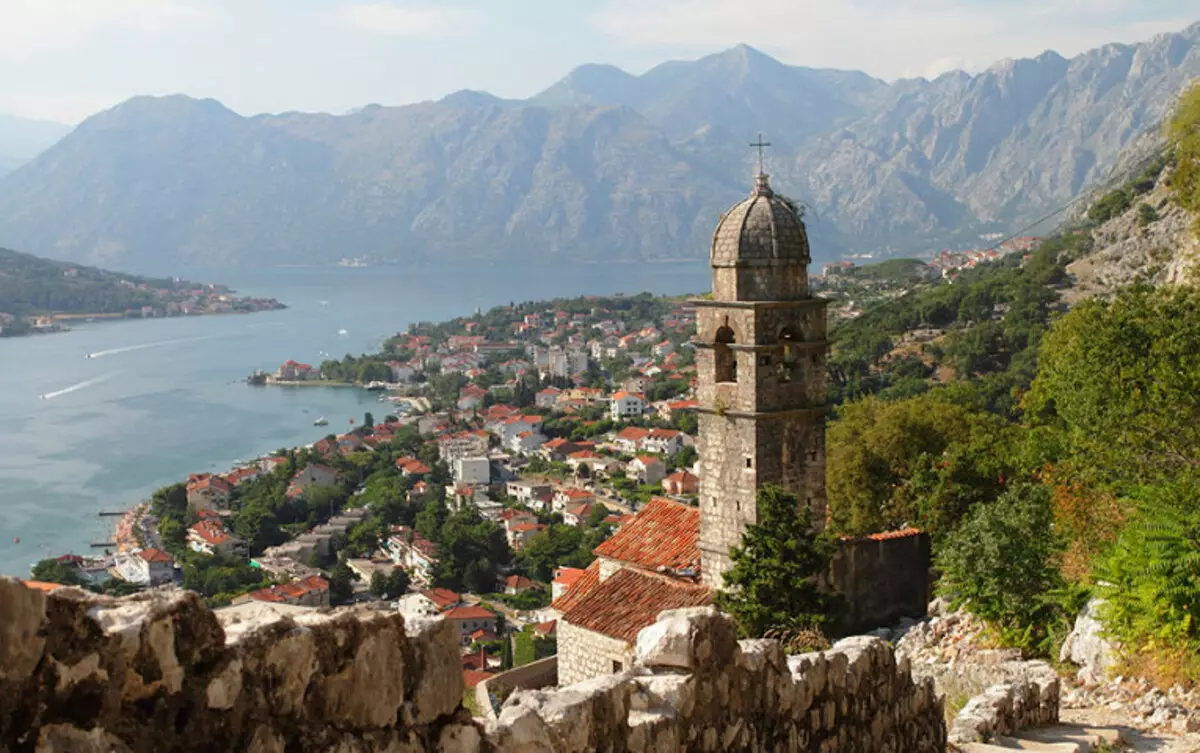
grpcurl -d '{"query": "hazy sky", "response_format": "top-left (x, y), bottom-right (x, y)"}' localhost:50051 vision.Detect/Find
top-left (0, 0), bottom-right (1195, 123)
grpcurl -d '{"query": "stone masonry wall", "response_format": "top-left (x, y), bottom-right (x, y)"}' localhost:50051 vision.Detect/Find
top-left (556, 619), bottom-right (635, 687)
top-left (1, 579), bottom-right (946, 753)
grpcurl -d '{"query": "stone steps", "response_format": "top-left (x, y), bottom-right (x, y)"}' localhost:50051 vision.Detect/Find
top-left (959, 724), bottom-right (1125, 753)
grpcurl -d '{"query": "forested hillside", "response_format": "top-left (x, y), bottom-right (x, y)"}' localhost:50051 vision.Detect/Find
top-left (820, 84), bottom-right (1200, 685)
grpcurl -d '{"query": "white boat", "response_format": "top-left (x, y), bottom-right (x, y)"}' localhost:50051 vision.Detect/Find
top-left (313, 417), bottom-right (328, 426)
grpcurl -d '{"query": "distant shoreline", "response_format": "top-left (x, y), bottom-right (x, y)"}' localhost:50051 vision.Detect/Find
top-left (0, 307), bottom-right (286, 340)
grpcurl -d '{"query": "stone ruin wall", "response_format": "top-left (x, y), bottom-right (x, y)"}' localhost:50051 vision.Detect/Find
top-left (1, 577), bottom-right (947, 752)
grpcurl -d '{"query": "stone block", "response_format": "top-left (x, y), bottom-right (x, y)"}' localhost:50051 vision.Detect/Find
top-left (0, 577), bottom-right (48, 682)
top-left (405, 617), bottom-right (463, 726)
top-left (634, 607), bottom-right (737, 672)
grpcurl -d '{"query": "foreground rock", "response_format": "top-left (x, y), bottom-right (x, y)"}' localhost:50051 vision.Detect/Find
top-left (1, 580), bottom-right (948, 752)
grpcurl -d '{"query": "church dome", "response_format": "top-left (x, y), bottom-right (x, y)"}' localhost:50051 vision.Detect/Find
top-left (711, 174), bottom-right (809, 267)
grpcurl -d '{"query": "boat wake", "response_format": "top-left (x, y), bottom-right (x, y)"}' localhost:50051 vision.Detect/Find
top-left (40, 373), bottom-right (117, 400)
top-left (87, 335), bottom-right (216, 359)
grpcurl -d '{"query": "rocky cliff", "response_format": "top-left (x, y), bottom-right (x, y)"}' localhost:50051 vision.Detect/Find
top-left (1, 24), bottom-right (1199, 270)
top-left (0, 578), bottom-right (947, 752)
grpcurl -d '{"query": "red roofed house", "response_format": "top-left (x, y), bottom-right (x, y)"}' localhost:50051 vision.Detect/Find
top-left (186, 474), bottom-right (233, 513)
top-left (609, 391), bottom-right (645, 421)
top-left (398, 587), bottom-right (461, 621)
top-left (552, 567), bottom-right (587, 601)
top-left (463, 669), bottom-right (493, 689)
top-left (116, 548), bottom-right (176, 586)
top-left (187, 518), bottom-right (246, 557)
top-left (506, 522), bottom-right (545, 551)
top-left (552, 487), bottom-right (594, 513)
top-left (443, 604), bottom-right (499, 645)
top-left (613, 426), bottom-right (650, 454)
top-left (503, 574), bottom-right (537, 595)
top-left (563, 502), bottom-right (594, 528)
top-left (661, 469), bottom-right (700, 497)
top-left (247, 575), bottom-right (330, 607)
top-left (627, 455), bottom-right (666, 485)
top-left (643, 428), bottom-right (686, 456)
top-left (552, 497), bottom-right (710, 685)
top-left (395, 457), bottom-right (431, 478)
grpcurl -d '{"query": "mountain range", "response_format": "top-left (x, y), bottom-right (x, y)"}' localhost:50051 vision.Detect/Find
top-left (0, 23), bottom-right (1198, 270)
top-left (0, 114), bottom-right (72, 177)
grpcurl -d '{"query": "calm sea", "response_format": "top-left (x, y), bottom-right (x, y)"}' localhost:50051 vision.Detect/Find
top-left (0, 262), bottom-right (710, 576)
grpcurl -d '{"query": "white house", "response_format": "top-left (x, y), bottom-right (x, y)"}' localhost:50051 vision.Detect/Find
top-left (506, 481), bottom-right (552, 506)
top-left (116, 548), bottom-right (175, 586)
top-left (507, 431), bottom-right (548, 455)
top-left (627, 455), bottom-right (667, 485)
top-left (385, 527), bottom-right (439, 585)
top-left (454, 456), bottom-right (491, 485)
top-left (643, 429), bottom-right (686, 456)
top-left (610, 391), bottom-right (644, 421)
top-left (187, 519), bottom-right (246, 558)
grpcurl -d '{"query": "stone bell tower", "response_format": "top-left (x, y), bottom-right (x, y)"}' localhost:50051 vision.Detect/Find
top-left (693, 151), bottom-right (829, 588)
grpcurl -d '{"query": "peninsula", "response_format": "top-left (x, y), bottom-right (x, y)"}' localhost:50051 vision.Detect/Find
top-left (0, 247), bottom-right (285, 337)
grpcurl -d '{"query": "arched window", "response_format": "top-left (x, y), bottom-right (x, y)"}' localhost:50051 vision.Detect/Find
top-left (777, 328), bottom-right (798, 383)
top-left (714, 326), bottom-right (737, 383)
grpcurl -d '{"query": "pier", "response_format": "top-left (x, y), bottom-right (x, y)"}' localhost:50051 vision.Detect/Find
top-left (89, 541), bottom-right (115, 548)
top-left (97, 510), bottom-right (126, 517)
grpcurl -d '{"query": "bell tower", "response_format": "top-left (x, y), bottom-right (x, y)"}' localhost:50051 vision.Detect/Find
top-left (693, 145), bottom-right (829, 588)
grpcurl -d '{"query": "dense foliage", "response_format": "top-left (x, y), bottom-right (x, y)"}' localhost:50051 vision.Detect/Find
top-left (1168, 83), bottom-right (1200, 232)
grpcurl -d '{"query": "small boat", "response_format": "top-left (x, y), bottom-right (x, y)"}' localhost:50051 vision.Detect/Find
top-left (313, 417), bottom-right (328, 426)
top-left (12, 536), bottom-right (19, 544)
top-left (337, 329), bottom-right (348, 336)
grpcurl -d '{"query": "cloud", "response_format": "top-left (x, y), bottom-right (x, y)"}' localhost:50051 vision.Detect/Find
top-left (339, 3), bottom-right (481, 38)
top-left (589, 0), bottom-right (1195, 80)
top-left (0, 0), bottom-right (212, 59)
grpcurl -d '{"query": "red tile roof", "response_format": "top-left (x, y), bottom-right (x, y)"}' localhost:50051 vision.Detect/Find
top-left (557, 487), bottom-right (593, 500)
top-left (592, 497), bottom-right (700, 574)
top-left (552, 566), bottom-right (586, 587)
top-left (616, 427), bottom-right (650, 441)
top-left (189, 519), bottom-right (232, 546)
top-left (463, 669), bottom-right (493, 689)
top-left (504, 575), bottom-right (536, 591)
top-left (560, 567), bottom-right (711, 643)
top-left (443, 605), bottom-right (497, 621)
top-left (421, 588), bottom-right (460, 610)
top-left (137, 548), bottom-right (174, 564)
top-left (533, 620), bottom-right (557, 636)
top-left (550, 560), bottom-right (600, 613)
top-left (840, 527), bottom-right (925, 542)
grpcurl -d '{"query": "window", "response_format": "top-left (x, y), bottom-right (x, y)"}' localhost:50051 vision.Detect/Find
top-left (714, 325), bottom-right (737, 383)
top-left (778, 328), bottom-right (799, 383)
top-left (613, 660), bottom-right (624, 673)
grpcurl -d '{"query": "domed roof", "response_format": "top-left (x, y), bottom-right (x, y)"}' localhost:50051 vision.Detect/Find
top-left (711, 174), bottom-right (809, 266)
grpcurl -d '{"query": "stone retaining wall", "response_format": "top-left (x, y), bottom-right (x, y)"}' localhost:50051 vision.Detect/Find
top-left (948, 665), bottom-right (1061, 745)
top-left (1, 578), bottom-right (946, 752)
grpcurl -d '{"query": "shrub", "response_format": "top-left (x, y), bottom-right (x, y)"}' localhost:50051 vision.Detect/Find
top-left (1087, 188), bottom-right (1131, 224)
top-left (936, 483), bottom-right (1072, 655)
top-left (1098, 473), bottom-right (1200, 683)
top-left (1137, 202), bottom-right (1159, 226)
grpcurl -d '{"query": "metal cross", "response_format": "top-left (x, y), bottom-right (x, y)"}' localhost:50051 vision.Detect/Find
top-left (750, 132), bottom-right (771, 175)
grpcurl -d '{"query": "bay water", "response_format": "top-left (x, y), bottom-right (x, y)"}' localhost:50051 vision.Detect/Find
top-left (0, 262), bottom-right (710, 576)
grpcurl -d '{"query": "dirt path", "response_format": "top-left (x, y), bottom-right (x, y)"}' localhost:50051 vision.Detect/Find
top-left (1060, 707), bottom-right (1200, 752)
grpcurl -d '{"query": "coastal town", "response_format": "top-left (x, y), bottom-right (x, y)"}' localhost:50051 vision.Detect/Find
top-left (31, 291), bottom-right (706, 696)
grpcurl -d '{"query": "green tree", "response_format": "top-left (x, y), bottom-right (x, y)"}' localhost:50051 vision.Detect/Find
top-left (370, 570), bottom-right (389, 598)
top-left (517, 523), bottom-right (586, 581)
top-left (30, 558), bottom-right (83, 586)
top-left (329, 561), bottom-right (356, 605)
top-left (431, 507), bottom-right (512, 593)
top-left (714, 485), bottom-right (841, 637)
top-left (936, 484), bottom-right (1070, 654)
top-left (1026, 284), bottom-right (1200, 485)
top-left (1167, 82), bottom-right (1200, 228)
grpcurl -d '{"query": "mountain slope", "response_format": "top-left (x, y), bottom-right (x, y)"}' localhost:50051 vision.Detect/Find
top-left (0, 113), bottom-right (72, 177)
top-left (0, 24), bottom-right (1198, 270)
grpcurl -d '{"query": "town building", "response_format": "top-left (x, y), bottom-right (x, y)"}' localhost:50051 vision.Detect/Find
top-left (115, 548), bottom-right (176, 586)
top-left (186, 474), bottom-right (232, 513)
top-left (397, 588), bottom-right (461, 621)
top-left (609, 391), bottom-right (645, 421)
top-left (187, 519), bottom-right (246, 558)
top-left (627, 455), bottom-right (666, 485)
top-left (661, 469), bottom-right (700, 497)
top-left (453, 456), bottom-right (491, 485)
top-left (244, 575), bottom-right (330, 607)
top-left (385, 526), bottom-right (439, 584)
top-left (443, 604), bottom-right (499, 645)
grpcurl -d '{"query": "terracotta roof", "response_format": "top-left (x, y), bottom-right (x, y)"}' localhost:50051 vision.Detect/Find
top-left (616, 427), bottom-right (650, 441)
top-left (840, 527), bottom-right (925, 542)
top-left (443, 605), bottom-right (497, 621)
top-left (550, 560), bottom-right (600, 613)
top-left (557, 487), bottom-right (593, 500)
top-left (189, 519), bottom-right (232, 546)
top-left (471, 628), bottom-right (500, 641)
top-left (592, 497), bottom-right (700, 573)
top-left (20, 580), bottom-right (63, 592)
top-left (421, 588), bottom-right (460, 610)
top-left (137, 548), bottom-right (174, 564)
top-left (504, 574), bottom-right (536, 590)
top-left (647, 429), bottom-right (681, 440)
top-left (552, 566), bottom-right (586, 587)
top-left (634, 455), bottom-right (662, 466)
top-left (463, 669), bottom-right (493, 689)
top-left (560, 567), bottom-right (711, 643)
top-left (566, 503), bottom-right (593, 518)
top-left (533, 620), bottom-right (557, 636)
